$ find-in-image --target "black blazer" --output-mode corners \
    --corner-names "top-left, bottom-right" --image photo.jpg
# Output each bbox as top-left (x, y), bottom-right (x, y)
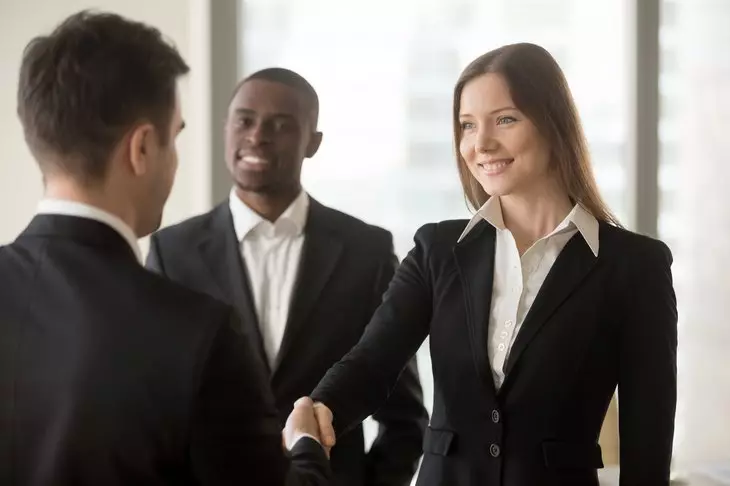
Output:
top-left (312, 219), bottom-right (678, 486)
top-left (146, 198), bottom-right (428, 486)
top-left (0, 214), bottom-right (330, 486)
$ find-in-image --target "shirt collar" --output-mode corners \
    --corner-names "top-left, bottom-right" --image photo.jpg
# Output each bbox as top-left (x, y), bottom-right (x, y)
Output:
top-left (458, 197), bottom-right (600, 257)
top-left (36, 198), bottom-right (143, 264)
top-left (228, 188), bottom-right (309, 241)
top-left (565, 203), bottom-right (600, 257)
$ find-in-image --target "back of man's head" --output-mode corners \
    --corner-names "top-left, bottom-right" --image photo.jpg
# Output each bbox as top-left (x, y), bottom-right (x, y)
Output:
top-left (17, 10), bottom-right (190, 185)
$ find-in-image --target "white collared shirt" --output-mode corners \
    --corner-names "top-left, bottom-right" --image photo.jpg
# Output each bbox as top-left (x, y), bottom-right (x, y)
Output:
top-left (36, 198), bottom-right (142, 264)
top-left (229, 189), bottom-right (309, 366)
top-left (459, 197), bottom-right (600, 389)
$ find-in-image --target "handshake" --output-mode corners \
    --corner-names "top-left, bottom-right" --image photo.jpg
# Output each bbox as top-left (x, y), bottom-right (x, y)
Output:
top-left (283, 397), bottom-right (337, 456)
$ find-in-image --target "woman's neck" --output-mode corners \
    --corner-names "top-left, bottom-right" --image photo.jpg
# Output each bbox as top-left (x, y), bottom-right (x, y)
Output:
top-left (499, 184), bottom-right (573, 255)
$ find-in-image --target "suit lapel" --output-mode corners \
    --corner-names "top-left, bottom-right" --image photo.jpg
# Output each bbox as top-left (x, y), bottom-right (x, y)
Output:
top-left (453, 220), bottom-right (498, 397)
top-left (272, 200), bottom-right (343, 377)
top-left (503, 233), bottom-right (597, 380)
top-left (198, 204), bottom-right (270, 373)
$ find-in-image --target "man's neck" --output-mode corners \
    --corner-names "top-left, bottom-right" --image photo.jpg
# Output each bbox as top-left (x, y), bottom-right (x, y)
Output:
top-left (44, 180), bottom-right (138, 235)
top-left (234, 186), bottom-right (301, 222)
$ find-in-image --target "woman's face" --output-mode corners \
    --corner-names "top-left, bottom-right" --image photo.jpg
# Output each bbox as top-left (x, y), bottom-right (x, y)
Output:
top-left (458, 73), bottom-right (552, 199)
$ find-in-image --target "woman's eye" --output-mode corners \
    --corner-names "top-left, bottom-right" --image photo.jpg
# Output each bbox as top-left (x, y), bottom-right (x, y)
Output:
top-left (497, 116), bottom-right (517, 126)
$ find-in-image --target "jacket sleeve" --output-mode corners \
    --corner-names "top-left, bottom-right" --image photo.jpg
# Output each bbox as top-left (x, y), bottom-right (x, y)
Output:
top-left (618, 239), bottom-right (678, 486)
top-left (311, 224), bottom-right (435, 440)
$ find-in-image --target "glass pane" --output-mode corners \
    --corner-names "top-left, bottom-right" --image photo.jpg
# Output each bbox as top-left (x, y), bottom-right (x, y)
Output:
top-left (659, 0), bottom-right (730, 473)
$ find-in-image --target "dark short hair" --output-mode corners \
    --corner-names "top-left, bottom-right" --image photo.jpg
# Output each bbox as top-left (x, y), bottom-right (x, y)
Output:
top-left (17, 10), bottom-right (190, 183)
top-left (233, 67), bottom-right (319, 126)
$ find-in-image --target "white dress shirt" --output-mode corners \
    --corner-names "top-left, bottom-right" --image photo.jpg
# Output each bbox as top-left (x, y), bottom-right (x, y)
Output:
top-left (36, 198), bottom-right (142, 264)
top-left (229, 191), bottom-right (320, 449)
top-left (229, 189), bottom-right (309, 366)
top-left (459, 196), bottom-right (599, 389)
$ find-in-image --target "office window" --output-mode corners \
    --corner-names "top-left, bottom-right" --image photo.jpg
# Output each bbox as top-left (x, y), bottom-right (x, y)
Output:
top-left (240, 0), bottom-right (629, 256)
top-left (659, 0), bottom-right (730, 471)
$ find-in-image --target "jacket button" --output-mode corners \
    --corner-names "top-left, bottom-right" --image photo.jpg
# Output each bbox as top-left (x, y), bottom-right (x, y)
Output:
top-left (489, 443), bottom-right (501, 458)
top-left (491, 409), bottom-right (500, 423)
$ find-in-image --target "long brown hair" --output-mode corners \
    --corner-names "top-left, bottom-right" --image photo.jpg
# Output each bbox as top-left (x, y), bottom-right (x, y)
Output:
top-left (452, 43), bottom-right (621, 226)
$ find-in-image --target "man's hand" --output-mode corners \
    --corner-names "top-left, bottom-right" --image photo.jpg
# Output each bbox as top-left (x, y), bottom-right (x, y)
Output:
top-left (283, 397), bottom-right (336, 458)
top-left (283, 397), bottom-right (326, 455)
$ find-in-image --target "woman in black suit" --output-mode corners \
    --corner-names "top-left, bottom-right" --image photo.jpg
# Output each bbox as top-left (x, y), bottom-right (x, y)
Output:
top-left (297, 43), bottom-right (677, 486)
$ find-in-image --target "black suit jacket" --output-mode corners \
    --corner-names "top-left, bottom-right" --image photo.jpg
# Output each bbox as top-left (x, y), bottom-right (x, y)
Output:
top-left (146, 198), bottom-right (428, 486)
top-left (312, 219), bottom-right (678, 486)
top-left (0, 214), bottom-right (330, 486)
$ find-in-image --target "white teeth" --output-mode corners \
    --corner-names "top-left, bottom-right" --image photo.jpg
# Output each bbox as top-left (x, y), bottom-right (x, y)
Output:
top-left (241, 155), bottom-right (266, 164)
top-left (480, 160), bottom-right (512, 174)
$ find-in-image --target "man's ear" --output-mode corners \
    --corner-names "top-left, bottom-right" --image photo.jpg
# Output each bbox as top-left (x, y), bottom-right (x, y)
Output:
top-left (128, 123), bottom-right (155, 176)
top-left (305, 131), bottom-right (323, 159)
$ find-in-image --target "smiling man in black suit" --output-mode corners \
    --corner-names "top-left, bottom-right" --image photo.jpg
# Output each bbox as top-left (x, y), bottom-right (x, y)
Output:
top-left (146, 68), bottom-right (428, 486)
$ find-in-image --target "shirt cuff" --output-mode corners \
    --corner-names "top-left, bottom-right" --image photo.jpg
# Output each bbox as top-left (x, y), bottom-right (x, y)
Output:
top-left (289, 432), bottom-right (321, 449)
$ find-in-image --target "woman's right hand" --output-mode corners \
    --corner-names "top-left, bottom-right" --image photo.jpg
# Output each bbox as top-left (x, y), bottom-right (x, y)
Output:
top-left (312, 401), bottom-right (336, 451)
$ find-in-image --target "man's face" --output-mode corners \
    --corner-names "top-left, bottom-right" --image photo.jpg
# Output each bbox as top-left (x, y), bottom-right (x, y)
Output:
top-left (224, 79), bottom-right (319, 195)
top-left (140, 93), bottom-right (183, 236)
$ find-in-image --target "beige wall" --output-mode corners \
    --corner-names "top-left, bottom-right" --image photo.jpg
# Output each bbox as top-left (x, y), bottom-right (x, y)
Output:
top-left (0, 0), bottom-right (218, 247)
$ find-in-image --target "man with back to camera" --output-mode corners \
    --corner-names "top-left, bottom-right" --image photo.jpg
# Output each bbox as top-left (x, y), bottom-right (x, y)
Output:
top-left (146, 68), bottom-right (429, 486)
top-left (0, 10), bottom-right (331, 486)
